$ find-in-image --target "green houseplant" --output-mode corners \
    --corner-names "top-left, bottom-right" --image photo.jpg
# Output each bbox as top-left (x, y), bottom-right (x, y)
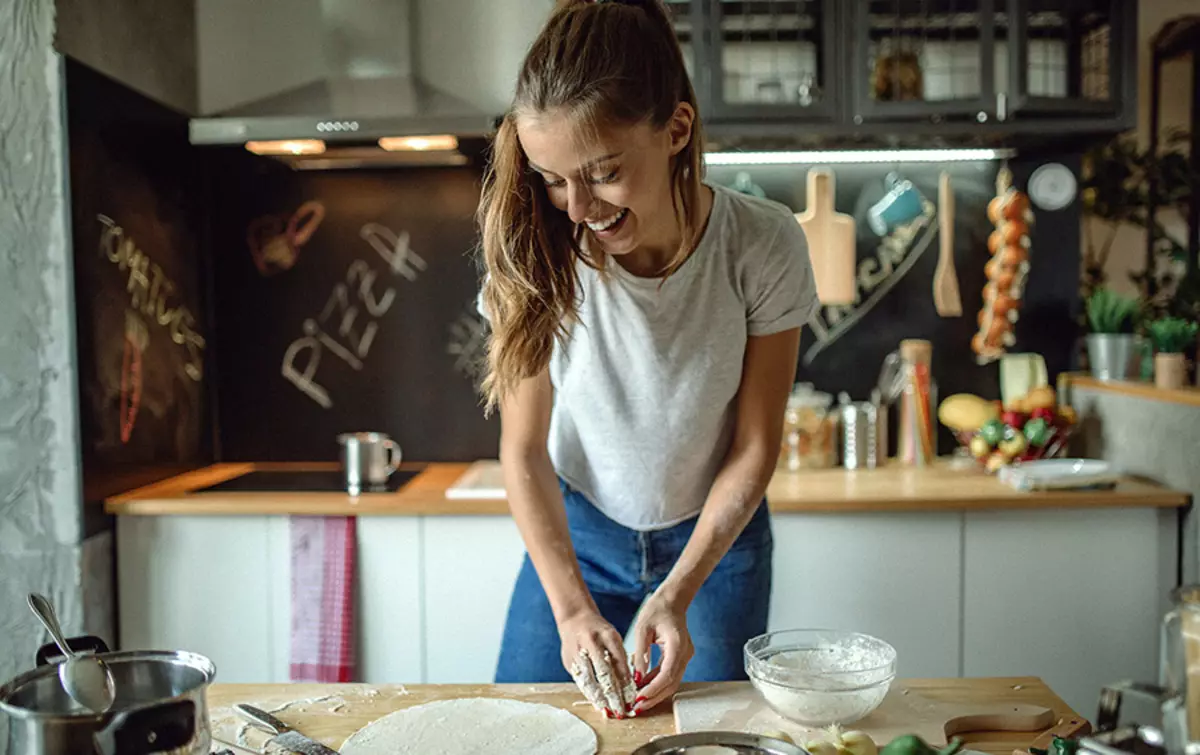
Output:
top-left (1147, 317), bottom-right (1199, 389)
top-left (1085, 287), bottom-right (1141, 381)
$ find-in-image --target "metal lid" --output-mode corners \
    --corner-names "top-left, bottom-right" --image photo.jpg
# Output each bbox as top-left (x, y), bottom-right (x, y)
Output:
top-left (0, 650), bottom-right (214, 721)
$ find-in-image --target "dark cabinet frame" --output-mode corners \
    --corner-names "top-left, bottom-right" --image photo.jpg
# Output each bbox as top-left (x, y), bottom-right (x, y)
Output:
top-left (679, 0), bottom-right (1138, 138)
top-left (696, 0), bottom-right (843, 122)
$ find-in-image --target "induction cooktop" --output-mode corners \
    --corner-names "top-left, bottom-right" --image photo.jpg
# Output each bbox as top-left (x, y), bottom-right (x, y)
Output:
top-left (194, 468), bottom-right (423, 494)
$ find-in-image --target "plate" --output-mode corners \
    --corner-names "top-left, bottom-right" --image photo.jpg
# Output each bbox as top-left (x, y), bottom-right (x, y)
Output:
top-left (998, 458), bottom-right (1118, 491)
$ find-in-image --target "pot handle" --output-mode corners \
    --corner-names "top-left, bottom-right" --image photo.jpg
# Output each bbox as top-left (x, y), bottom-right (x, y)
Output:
top-left (93, 699), bottom-right (197, 755)
top-left (35, 635), bottom-right (110, 667)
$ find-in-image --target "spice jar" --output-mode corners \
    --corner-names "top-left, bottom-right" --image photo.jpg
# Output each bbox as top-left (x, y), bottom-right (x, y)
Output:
top-left (779, 384), bottom-right (839, 470)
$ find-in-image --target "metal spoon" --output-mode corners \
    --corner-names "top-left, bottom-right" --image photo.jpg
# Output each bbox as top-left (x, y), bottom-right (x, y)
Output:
top-left (27, 593), bottom-right (115, 713)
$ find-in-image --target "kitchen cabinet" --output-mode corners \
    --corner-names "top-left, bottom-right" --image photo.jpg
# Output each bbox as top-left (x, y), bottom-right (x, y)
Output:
top-left (962, 507), bottom-right (1173, 714)
top-left (668, 0), bottom-right (840, 123)
top-left (767, 514), bottom-right (962, 678)
top-left (116, 516), bottom-right (292, 683)
top-left (356, 519), bottom-right (424, 684)
top-left (668, 0), bottom-right (1136, 136)
top-left (116, 508), bottom-right (1172, 713)
top-left (421, 517), bottom-right (526, 683)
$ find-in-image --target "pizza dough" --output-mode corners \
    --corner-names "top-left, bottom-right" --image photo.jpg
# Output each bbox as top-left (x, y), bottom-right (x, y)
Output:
top-left (339, 697), bottom-right (598, 755)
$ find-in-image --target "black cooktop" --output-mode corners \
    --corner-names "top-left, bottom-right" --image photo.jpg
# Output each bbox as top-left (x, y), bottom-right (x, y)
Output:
top-left (194, 468), bottom-right (422, 494)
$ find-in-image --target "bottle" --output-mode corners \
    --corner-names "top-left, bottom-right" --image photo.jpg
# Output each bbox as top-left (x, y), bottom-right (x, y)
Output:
top-left (897, 339), bottom-right (938, 466)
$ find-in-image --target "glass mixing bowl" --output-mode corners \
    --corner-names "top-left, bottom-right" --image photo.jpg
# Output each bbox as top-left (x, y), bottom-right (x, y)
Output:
top-left (744, 629), bottom-right (897, 726)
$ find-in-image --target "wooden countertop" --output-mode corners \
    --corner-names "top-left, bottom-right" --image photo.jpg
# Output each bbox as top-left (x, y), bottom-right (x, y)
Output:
top-left (104, 459), bottom-right (1189, 516)
top-left (1062, 372), bottom-right (1200, 409)
top-left (207, 677), bottom-right (1081, 755)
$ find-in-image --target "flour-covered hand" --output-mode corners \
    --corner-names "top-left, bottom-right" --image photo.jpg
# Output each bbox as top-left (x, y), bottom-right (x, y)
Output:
top-left (559, 610), bottom-right (636, 718)
top-left (630, 592), bottom-right (693, 714)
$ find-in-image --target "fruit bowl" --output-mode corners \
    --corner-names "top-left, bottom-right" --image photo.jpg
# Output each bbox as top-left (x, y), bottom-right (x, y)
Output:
top-left (955, 411), bottom-right (1076, 473)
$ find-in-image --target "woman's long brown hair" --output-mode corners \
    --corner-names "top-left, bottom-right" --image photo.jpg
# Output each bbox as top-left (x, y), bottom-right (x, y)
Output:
top-left (477, 0), bottom-right (706, 413)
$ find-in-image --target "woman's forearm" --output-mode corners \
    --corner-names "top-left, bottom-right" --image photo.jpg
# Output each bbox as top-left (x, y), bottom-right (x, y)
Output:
top-left (501, 446), bottom-right (598, 623)
top-left (654, 444), bottom-right (776, 609)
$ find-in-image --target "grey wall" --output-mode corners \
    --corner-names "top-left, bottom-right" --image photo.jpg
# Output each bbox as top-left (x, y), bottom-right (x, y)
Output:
top-left (55, 0), bottom-right (198, 113)
top-left (0, 0), bottom-right (89, 749)
top-left (1067, 385), bottom-right (1200, 612)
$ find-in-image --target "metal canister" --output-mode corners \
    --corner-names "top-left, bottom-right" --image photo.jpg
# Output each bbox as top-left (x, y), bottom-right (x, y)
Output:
top-left (839, 393), bottom-right (885, 470)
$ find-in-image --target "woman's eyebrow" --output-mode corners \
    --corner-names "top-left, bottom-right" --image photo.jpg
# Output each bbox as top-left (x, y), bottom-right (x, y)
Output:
top-left (528, 152), bottom-right (624, 175)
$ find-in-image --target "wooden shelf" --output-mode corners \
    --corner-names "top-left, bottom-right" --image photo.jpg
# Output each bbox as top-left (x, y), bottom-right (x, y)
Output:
top-left (1061, 372), bottom-right (1200, 409)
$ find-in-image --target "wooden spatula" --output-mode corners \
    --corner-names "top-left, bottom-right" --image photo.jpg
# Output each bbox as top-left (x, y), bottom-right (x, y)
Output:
top-left (934, 171), bottom-right (963, 316)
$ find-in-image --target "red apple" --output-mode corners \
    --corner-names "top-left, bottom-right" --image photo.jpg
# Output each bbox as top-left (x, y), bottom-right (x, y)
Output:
top-left (1030, 407), bottom-right (1055, 423)
top-left (1001, 410), bottom-right (1027, 429)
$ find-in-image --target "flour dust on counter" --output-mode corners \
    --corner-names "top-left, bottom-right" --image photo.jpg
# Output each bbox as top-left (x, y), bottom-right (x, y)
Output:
top-left (338, 698), bottom-right (597, 755)
top-left (205, 152), bottom-right (498, 462)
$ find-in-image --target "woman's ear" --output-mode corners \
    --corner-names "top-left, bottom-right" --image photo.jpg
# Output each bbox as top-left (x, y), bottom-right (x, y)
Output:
top-left (667, 102), bottom-right (696, 156)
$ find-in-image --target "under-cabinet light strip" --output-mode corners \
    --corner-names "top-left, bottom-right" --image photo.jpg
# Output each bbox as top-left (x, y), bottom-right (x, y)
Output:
top-left (703, 149), bottom-right (1013, 166)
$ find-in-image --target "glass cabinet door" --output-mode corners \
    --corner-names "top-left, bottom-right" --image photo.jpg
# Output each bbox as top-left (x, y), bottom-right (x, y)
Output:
top-left (1002, 0), bottom-right (1131, 118)
top-left (851, 0), bottom-right (1000, 123)
top-left (704, 0), bottom-right (839, 120)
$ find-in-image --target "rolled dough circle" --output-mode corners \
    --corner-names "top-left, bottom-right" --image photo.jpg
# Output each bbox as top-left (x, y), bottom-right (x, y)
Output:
top-left (339, 697), bottom-right (598, 755)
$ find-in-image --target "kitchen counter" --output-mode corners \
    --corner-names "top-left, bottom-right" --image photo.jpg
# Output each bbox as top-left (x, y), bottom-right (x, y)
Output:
top-left (1061, 372), bottom-right (1200, 408)
top-left (207, 677), bottom-right (1081, 755)
top-left (104, 459), bottom-right (1189, 516)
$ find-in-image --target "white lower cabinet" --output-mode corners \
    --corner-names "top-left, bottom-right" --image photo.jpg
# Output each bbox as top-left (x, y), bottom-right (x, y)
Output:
top-left (768, 514), bottom-right (963, 679)
top-left (356, 518), bottom-right (423, 683)
top-left (421, 516), bottom-right (526, 683)
top-left (962, 507), bottom-right (1173, 715)
top-left (116, 515), bottom-right (290, 683)
top-left (116, 507), bottom-right (1175, 701)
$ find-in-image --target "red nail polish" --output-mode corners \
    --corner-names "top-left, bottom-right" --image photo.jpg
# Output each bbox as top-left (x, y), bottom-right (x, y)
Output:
top-left (604, 708), bottom-right (612, 718)
top-left (635, 695), bottom-right (647, 704)
top-left (634, 670), bottom-right (643, 686)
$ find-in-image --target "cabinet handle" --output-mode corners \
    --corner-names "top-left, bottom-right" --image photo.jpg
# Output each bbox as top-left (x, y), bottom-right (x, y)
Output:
top-left (996, 93), bottom-right (1008, 122)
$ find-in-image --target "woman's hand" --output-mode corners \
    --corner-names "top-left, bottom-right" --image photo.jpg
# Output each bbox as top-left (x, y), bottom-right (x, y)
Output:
top-left (629, 592), bottom-right (694, 714)
top-left (559, 610), bottom-right (637, 719)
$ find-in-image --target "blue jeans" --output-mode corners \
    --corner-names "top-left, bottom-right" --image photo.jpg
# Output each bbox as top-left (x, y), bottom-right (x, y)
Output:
top-left (495, 479), bottom-right (773, 683)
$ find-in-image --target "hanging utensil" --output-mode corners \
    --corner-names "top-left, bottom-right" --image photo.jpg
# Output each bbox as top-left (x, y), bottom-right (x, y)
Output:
top-left (934, 172), bottom-right (963, 316)
top-left (796, 168), bottom-right (856, 306)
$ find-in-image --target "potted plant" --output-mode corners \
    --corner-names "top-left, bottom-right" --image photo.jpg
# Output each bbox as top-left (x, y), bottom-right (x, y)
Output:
top-left (1147, 317), bottom-right (1199, 389)
top-left (1085, 287), bottom-right (1141, 381)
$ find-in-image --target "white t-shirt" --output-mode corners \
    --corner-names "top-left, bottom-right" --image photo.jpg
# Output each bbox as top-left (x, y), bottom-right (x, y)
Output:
top-left (485, 182), bottom-right (819, 531)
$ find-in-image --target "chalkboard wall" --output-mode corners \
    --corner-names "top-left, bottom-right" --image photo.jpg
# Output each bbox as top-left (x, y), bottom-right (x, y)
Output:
top-left (66, 60), bottom-right (213, 508)
top-left (205, 151), bottom-right (1080, 462)
top-left (205, 152), bottom-right (497, 462)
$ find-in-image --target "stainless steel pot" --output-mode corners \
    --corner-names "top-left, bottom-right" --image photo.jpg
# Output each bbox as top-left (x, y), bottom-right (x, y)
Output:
top-left (0, 636), bottom-right (214, 755)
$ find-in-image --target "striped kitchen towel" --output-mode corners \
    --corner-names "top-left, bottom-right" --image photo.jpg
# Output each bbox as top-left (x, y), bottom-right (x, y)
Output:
top-left (290, 515), bottom-right (356, 683)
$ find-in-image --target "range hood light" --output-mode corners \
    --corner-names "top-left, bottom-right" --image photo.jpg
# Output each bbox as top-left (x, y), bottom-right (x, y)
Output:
top-left (704, 148), bottom-right (1013, 166)
top-left (378, 135), bottom-right (459, 152)
top-left (245, 139), bottom-right (326, 156)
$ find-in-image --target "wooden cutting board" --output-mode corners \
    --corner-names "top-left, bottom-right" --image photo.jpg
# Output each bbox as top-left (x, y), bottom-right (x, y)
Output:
top-left (796, 168), bottom-right (857, 306)
top-left (444, 460), bottom-right (505, 499)
top-left (674, 682), bottom-right (1055, 747)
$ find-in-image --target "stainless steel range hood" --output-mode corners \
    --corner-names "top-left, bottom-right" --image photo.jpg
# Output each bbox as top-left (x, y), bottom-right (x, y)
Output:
top-left (189, 0), bottom-right (501, 147)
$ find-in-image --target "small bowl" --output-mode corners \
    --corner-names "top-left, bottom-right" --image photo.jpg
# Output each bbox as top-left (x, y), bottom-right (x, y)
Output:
top-left (744, 629), bottom-right (896, 726)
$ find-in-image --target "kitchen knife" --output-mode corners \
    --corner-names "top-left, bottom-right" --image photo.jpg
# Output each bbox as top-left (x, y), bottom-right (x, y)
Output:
top-left (235, 703), bottom-right (340, 755)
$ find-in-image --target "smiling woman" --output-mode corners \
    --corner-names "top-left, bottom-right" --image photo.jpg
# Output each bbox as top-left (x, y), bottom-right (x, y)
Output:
top-left (475, 0), bottom-right (819, 722)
